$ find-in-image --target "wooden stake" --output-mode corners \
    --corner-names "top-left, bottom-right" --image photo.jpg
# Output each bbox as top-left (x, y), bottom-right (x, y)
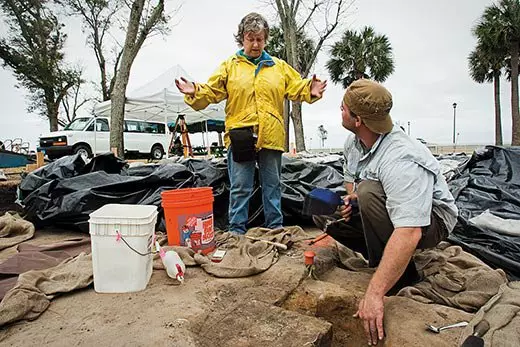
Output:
top-left (36, 151), bottom-right (44, 168)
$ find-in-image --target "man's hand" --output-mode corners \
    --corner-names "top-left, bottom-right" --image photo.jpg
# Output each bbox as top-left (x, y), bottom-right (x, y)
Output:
top-left (354, 227), bottom-right (422, 345)
top-left (354, 293), bottom-right (385, 345)
top-left (339, 193), bottom-right (357, 221)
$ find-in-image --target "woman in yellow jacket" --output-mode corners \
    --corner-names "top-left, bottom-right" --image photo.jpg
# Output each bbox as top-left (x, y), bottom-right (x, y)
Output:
top-left (176, 12), bottom-right (327, 234)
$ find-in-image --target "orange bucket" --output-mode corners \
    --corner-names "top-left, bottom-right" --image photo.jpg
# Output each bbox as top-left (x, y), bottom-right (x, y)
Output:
top-left (161, 187), bottom-right (215, 254)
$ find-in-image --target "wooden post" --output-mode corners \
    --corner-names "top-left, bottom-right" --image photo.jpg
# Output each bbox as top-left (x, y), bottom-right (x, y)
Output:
top-left (36, 151), bottom-right (44, 168)
top-left (25, 164), bottom-right (38, 172)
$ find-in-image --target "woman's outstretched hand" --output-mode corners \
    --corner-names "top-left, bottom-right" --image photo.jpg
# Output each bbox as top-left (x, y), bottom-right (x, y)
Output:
top-left (310, 74), bottom-right (327, 98)
top-left (175, 77), bottom-right (196, 96)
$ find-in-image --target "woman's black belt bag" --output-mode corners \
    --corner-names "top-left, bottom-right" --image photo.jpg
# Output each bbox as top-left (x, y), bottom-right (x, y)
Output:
top-left (229, 127), bottom-right (256, 162)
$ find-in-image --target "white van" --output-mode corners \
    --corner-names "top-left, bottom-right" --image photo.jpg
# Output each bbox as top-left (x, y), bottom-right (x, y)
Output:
top-left (38, 117), bottom-right (170, 160)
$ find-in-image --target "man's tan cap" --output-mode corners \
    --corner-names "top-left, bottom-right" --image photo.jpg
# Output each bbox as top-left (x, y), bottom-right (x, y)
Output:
top-left (343, 79), bottom-right (393, 134)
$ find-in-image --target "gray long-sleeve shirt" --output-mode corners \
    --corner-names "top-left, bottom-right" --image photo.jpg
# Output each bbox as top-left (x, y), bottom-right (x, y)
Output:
top-left (343, 126), bottom-right (458, 232)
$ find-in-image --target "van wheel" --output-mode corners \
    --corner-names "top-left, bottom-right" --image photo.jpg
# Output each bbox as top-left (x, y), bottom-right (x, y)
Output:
top-left (151, 144), bottom-right (164, 160)
top-left (74, 144), bottom-right (92, 160)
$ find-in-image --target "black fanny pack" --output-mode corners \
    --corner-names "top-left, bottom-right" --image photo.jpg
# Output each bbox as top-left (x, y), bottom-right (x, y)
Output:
top-left (229, 127), bottom-right (256, 162)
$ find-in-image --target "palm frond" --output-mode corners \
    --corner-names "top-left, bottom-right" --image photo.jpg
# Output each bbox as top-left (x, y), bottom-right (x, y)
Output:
top-left (326, 26), bottom-right (394, 87)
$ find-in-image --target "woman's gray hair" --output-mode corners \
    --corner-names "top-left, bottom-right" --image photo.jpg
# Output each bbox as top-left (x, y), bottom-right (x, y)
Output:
top-left (234, 12), bottom-right (269, 46)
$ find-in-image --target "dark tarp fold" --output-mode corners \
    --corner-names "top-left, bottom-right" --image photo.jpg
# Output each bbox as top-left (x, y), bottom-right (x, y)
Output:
top-left (17, 154), bottom-right (345, 233)
top-left (448, 146), bottom-right (520, 280)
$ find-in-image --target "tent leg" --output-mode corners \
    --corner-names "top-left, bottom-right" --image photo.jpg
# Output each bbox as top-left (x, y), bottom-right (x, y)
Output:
top-left (165, 112), bottom-right (170, 158)
top-left (205, 120), bottom-right (210, 157)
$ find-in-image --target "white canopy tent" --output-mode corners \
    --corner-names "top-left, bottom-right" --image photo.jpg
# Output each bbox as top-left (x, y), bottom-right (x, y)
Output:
top-left (93, 64), bottom-right (225, 156)
top-left (94, 64), bottom-right (225, 125)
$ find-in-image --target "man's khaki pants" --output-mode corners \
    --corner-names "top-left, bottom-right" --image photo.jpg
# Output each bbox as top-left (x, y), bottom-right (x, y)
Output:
top-left (313, 180), bottom-right (448, 293)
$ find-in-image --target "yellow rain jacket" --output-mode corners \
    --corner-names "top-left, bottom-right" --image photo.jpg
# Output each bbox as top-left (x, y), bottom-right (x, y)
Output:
top-left (184, 53), bottom-right (319, 151)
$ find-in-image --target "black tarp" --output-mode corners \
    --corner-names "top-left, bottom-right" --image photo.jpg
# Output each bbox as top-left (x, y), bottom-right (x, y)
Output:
top-left (19, 154), bottom-right (196, 231)
top-left (18, 153), bottom-right (345, 233)
top-left (448, 146), bottom-right (520, 280)
top-left (281, 157), bottom-right (345, 221)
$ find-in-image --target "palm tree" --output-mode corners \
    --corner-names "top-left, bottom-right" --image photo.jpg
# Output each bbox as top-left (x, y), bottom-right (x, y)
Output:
top-left (475, 0), bottom-right (520, 145)
top-left (326, 26), bottom-right (394, 89)
top-left (468, 42), bottom-right (506, 145)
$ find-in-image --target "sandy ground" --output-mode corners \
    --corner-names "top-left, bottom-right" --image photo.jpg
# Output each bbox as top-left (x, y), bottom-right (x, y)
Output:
top-left (0, 227), bottom-right (474, 347)
top-left (0, 229), bottom-right (329, 346)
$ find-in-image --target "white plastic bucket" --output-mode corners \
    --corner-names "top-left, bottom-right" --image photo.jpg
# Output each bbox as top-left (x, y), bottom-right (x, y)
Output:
top-left (89, 204), bottom-right (158, 293)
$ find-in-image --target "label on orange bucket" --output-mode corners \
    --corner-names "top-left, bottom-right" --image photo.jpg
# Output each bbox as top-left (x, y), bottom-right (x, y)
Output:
top-left (178, 213), bottom-right (215, 254)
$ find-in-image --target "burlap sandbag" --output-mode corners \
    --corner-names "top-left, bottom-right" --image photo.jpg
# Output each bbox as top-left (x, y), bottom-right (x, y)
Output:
top-left (398, 242), bottom-right (508, 312)
top-left (0, 212), bottom-right (34, 251)
top-left (155, 226), bottom-right (321, 278)
top-left (0, 253), bottom-right (93, 326)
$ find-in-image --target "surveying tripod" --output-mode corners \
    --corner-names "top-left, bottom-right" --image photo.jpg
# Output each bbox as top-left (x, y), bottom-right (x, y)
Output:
top-left (169, 114), bottom-right (193, 158)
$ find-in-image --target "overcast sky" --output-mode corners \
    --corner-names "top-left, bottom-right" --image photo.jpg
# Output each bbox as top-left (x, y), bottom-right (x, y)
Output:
top-left (0, 0), bottom-right (510, 150)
